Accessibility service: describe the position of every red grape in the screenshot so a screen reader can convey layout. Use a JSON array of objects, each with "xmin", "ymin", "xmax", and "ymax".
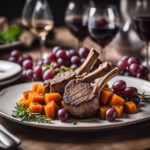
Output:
[
  {"xmin": 21, "ymin": 70, "xmax": 27, "ymax": 80},
  {"xmin": 26, "ymin": 69, "xmax": 33, "ymax": 78},
  {"xmin": 24, "ymin": 55, "xmax": 32, "ymax": 61},
  {"xmin": 119, "ymin": 69, "xmax": 125, "ymax": 75},
  {"xmin": 78, "ymin": 47, "xmax": 89, "ymax": 58},
  {"xmin": 65, "ymin": 59, "xmax": 71, "ymax": 67},
  {"xmin": 123, "ymin": 70, "xmax": 134, "ymax": 77},
  {"xmin": 127, "ymin": 57, "xmax": 140, "ymax": 66},
  {"xmin": 112, "ymin": 80, "xmax": 126, "ymax": 92},
  {"xmin": 121, "ymin": 56, "xmax": 130, "ymax": 61},
  {"xmin": 70, "ymin": 64, "xmax": 78, "ymax": 69},
  {"xmin": 56, "ymin": 50, "xmax": 67, "ymax": 59},
  {"xmin": 42, "ymin": 69, "xmax": 55, "ymax": 80},
  {"xmin": 8, "ymin": 57, "xmax": 17, "ymax": 62},
  {"xmin": 80, "ymin": 58, "xmax": 85, "ymax": 65},
  {"xmin": 37, "ymin": 60, "xmax": 43, "ymax": 66},
  {"xmin": 66, "ymin": 51, "xmax": 70, "ymax": 58},
  {"xmin": 32, "ymin": 74, "xmax": 42, "ymax": 81},
  {"xmin": 17, "ymin": 56, "xmax": 24, "ymax": 66},
  {"xmin": 129, "ymin": 64, "xmax": 140, "ymax": 75},
  {"xmin": 94, "ymin": 59, "xmax": 102, "ymax": 67},
  {"xmin": 106, "ymin": 108, "xmax": 117, "ymax": 122},
  {"xmin": 117, "ymin": 60, "xmax": 128, "ymax": 70},
  {"xmin": 43, "ymin": 59, "xmax": 50, "ymax": 65},
  {"xmin": 52, "ymin": 46, "xmax": 62, "ymax": 54},
  {"xmin": 67, "ymin": 49, "xmax": 78, "ymax": 58},
  {"xmin": 42, "ymin": 66, "xmax": 46, "ymax": 73},
  {"xmin": 110, "ymin": 88, "xmax": 121, "ymax": 96},
  {"xmin": 70, "ymin": 56, "xmax": 80, "ymax": 65},
  {"xmin": 57, "ymin": 109, "xmax": 69, "ymax": 122},
  {"xmin": 10, "ymin": 50, "xmax": 20, "ymax": 59},
  {"xmin": 57, "ymin": 58, "xmax": 65, "ymax": 66},
  {"xmin": 136, "ymin": 73, "xmax": 148, "ymax": 80},
  {"xmin": 139, "ymin": 65, "xmax": 149, "ymax": 75},
  {"xmin": 123, "ymin": 87, "xmax": 138, "ymax": 97},
  {"xmin": 53, "ymin": 62, "xmax": 60, "ymax": 69},
  {"xmin": 47, "ymin": 53, "xmax": 57, "ymax": 62},
  {"xmin": 128, "ymin": 96, "xmax": 140, "ymax": 106},
  {"xmin": 34, "ymin": 66, "xmax": 42, "ymax": 75},
  {"xmin": 22, "ymin": 60, "xmax": 33, "ymax": 70}
]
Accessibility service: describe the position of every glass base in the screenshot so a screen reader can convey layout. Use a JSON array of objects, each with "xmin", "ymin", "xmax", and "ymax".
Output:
[{"xmin": 42, "ymin": 52, "xmax": 48, "ymax": 60}]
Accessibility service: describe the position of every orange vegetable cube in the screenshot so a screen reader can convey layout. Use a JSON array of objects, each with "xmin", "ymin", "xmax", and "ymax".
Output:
[
  {"xmin": 29, "ymin": 102, "xmax": 42, "ymax": 114},
  {"xmin": 45, "ymin": 101, "xmax": 59, "ymax": 119},
  {"xmin": 22, "ymin": 90, "xmax": 34, "ymax": 99},
  {"xmin": 109, "ymin": 94, "xmax": 125, "ymax": 107},
  {"xmin": 28, "ymin": 93, "xmax": 44, "ymax": 104},
  {"xmin": 45, "ymin": 93, "xmax": 63, "ymax": 105},
  {"xmin": 97, "ymin": 105, "xmax": 110, "ymax": 120},
  {"xmin": 18, "ymin": 98, "xmax": 30, "ymax": 107},
  {"xmin": 124, "ymin": 101, "xmax": 137, "ymax": 114},
  {"xmin": 112, "ymin": 105, "xmax": 123, "ymax": 118},
  {"xmin": 42, "ymin": 105, "xmax": 46, "ymax": 115},
  {"xmin": 61, "ymin": 101, "xmax": 65, "ymax": 109},
  {"xmin": 100, "ymin": 88, "xmax": 113, "ymax": 105},
  {"xmin": 36, "ymin": 85, "xmax": 46, "ymax": 94},
  {"xmin": 32, "ymin": 84, "xmax": 40, "ymax": 92}
]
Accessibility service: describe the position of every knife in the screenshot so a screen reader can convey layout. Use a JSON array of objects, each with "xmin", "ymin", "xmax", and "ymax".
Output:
[{"xmin": 0, "ymin": 124, "xmax": 21, "ymax": 148}]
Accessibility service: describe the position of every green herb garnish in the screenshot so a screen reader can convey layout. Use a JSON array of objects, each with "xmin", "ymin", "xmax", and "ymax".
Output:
[
  {"xmin": 0, "ymin": 26, "xmax": 22, "ymax": 45},
  {"xmin": 12, "ymin": 103, "xmax": 51, "ymax": 123},
  {"xmin": 73, "ymin": 121, "xmax": 77, "ymax": 125},
  {"xmin": 138, "ymin": 92, "xmax": 150, "ymax": 99}
]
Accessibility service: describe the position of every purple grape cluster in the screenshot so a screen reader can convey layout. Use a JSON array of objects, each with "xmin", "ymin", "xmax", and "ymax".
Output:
[{"xmin": 117, "ymin": 56, "xmax": 149, "ymax": 80}]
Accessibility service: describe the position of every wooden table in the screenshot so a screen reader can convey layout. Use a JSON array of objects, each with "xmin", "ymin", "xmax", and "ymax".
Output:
[{"xmin": 0, "ymin": 27, "xmax": 150, "ymax": 150}]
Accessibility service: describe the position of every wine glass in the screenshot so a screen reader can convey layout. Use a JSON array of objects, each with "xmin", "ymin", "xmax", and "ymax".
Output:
[
  {"xmin": 64, "ymin": 0, "xmax": 89, "ymax": 50},
  {"xmin": 88, "ymin": 5, "xmax": 120, "ymax": 62},
  {"xmin": 22, "ymin": 0, "xmax": 54, "ymax": 60},
  {"xmin": 133, "ymin": 0, "xmax": 150, "ymax": 68}
]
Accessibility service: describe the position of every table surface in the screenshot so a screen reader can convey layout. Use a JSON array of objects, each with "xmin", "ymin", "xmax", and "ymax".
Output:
[{"xmin": 0, "ymin": 27, "xmax": 150, "ymax": 150}]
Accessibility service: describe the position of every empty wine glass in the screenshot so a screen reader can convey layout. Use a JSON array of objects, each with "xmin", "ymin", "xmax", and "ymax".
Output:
[
  {"xmin": 133, "ymin": 0, "xmax": 150, "ymax": 68},
  {"xmin": 88, "ymin": 5, "xmax": 120, "ymax": 62},
  {"xmin": 64, "ymin": 0, "xmax": 89, "ymax": 50}
]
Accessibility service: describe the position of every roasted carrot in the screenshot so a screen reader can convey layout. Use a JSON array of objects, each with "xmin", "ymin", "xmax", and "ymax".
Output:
[
  {"xmin": 18, "ymin": 98, "xmax": 30, "ymax": 107},
  {"xmin": 124, "ymin": 101, "xmax": 137, "ymax": 114},
  {"xmin": 28, "ymin": 93, "xmax": 44, "ymax": 104},
  {"xmin": 112, "ymin": 105, "xmax": 123, "ymax": 118},
  {"xmin": 29, "ymin": 102, "xmax": 42, "ymax": 114}
]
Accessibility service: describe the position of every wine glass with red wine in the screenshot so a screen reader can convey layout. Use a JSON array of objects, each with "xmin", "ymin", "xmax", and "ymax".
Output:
[
  {"xmin": 88, "ymin": 5, "xmax": 120, "ymax": 62},
  {"xmin": 65, "ymin": 0, "xmax": 89, "ymax": 50},
  {"xmin": 133, "ymin": 0, "xmax": 150, "ymax": 68}
]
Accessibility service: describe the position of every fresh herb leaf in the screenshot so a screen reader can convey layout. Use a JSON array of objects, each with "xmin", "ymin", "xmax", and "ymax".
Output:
[
  {"xmin": 12, "ymin": 103, "xmax": 51, "ymax": 124},
  {"xmin": 73, "ymin": 121, "xmax": 77, "ymax": 125},
  {"xmin": 138, "ymin": 92, "xmax": 150, "ymax": 99}
]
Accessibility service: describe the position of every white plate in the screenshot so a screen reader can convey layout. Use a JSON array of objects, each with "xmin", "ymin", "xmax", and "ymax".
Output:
[
  {"xmin": 0, "ymin": 60, "xmax": 21, "ymax": 81},
  {"xmin": 0, "ymin": 41, "xmax": 22, "ymax": 50},
  {"xmin": 0, "ymin": 73, "xmax": 21, "ymax": 86},
  {"xmin": 0, "ymin": 76, "xmax": 150, "ymax": 131}
]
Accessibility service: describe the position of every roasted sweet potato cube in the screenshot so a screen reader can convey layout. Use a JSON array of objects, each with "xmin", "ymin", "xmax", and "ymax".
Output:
[
  {"xmin": 45, "ymin": 101, "xmax": 59, "ymax": 119},
  {"xmin": 124, "ymin": 101, "xmax": 137, "ymax": 114},
  {"xmin": 61, "ymin": 101, "xmax": 65, "ymax": 109},
  {"xmin": 97, "ymin": 105, "xmax": 110, "ymax": 120},
  {"xmin": 32, "ymin": 84, "xmax": 40, "ymax": 92},
  {"xmin": 36, "ymin": 85, "xmax": 46, "ymax": 94},
  {"xmin": 45, "ymin": 93, "xmax": 63, "ymax": 105},
  {"xmin": 109, "ymin": 94, "xmax": 125, "ymax": 107},
  {"xmin": 112, "ymin": 105, "xmax": 123, "ymax": 118},
  {"xmin": 28, "ymin": 93, "xmax": 44, "ymax": 104},
  {"xmin": 22, "ymin": 90, "xmax": 34, "ymax": 99},
  {"xmin": 100, "ymin": 88, "xmax": 113, "ymax": 105},
  {"xmin": 41, "ymin": 105, "xmax": 46, "ymax": 115},
  {"xmin": 29, "ymin": 102, "xmax": 42, "ymax": 114},
  {"xmin": 104, "ymin": 83, "xmax": 109, "ymax": 88},
  {"xmin": 18, "ymin": 98, "xmax": 30, "ymax": 107}
]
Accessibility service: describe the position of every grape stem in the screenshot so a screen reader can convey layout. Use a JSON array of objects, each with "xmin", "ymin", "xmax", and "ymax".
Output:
[{"xmin": 138, "ymin": 92, "xmax": 150, "ymax": 99}]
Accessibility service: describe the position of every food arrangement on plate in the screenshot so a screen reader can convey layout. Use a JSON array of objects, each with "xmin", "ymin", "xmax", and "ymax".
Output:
[{"xmin": 11, "ymin": 48, "xmax": 150, "ymax": 125}]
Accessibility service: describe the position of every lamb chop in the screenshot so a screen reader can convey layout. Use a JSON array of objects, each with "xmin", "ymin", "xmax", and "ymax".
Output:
[
  {"xmin": 63, "ymin": 67, "xmax": 120, "ymax": 119},
  {"xmin": 43, "ymin": 48, "xmax": 99, "ymax": 95}
]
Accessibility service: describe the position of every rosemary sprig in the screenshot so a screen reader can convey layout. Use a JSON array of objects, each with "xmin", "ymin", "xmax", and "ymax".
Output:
[
  {"xmin": 73, "ymin": 121, "xmax": 77, "ymax": 125},
  {"xmin": 12, "ymin": 103, "xmax": 51, "ymax": 123},
  {"xmin": 138, "ymin": 92, "xmax": 150, "ymax": 99}
]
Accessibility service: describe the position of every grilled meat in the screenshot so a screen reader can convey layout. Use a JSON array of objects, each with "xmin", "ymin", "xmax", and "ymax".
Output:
[{"xmin": 63, "ymin": 67, "xmax": 120, "ymax": 118}]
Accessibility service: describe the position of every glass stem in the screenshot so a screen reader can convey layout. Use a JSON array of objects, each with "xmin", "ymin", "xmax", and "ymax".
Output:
[
  {"xmin": 101, "ymin": 47, "xmax": 106, "ymax": 62},
  {"xmin": 146, "ymin": 42, "xmax": 150, "ymax": 69},
  {"xmin": 39, "ymin": 35, "xmax": 46, "ymax": 59},
  {"xmin": 78, "ymin": 40, "xmax": 82, "ymax": 50}
]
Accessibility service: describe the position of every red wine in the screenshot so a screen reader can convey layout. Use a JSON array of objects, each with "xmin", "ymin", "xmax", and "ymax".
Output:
[
  {"xmin": 88, "ymin": 23, "xmax": 119, "ymax": 47},
  {"xmin": 133, "ymin": 16, "xmax": 150, "ymax": 42},
  {"xmin": 65, "ymin": 16, "xmax": 88, "ymax": 41}
]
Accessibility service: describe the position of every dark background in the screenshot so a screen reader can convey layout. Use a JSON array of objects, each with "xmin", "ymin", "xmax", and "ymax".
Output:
[{"xmin": 0, "ymin": 0, "xmax": 120, "ymax": 26}]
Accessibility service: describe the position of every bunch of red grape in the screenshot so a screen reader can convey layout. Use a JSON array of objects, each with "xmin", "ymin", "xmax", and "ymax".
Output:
[
  {"xmin": 117, "ymin": 56, "xmax": 149, "ymax": 80},
  {"xmin": 110, "ymin": 80, "xmax": 140, "ymax": 106}
]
